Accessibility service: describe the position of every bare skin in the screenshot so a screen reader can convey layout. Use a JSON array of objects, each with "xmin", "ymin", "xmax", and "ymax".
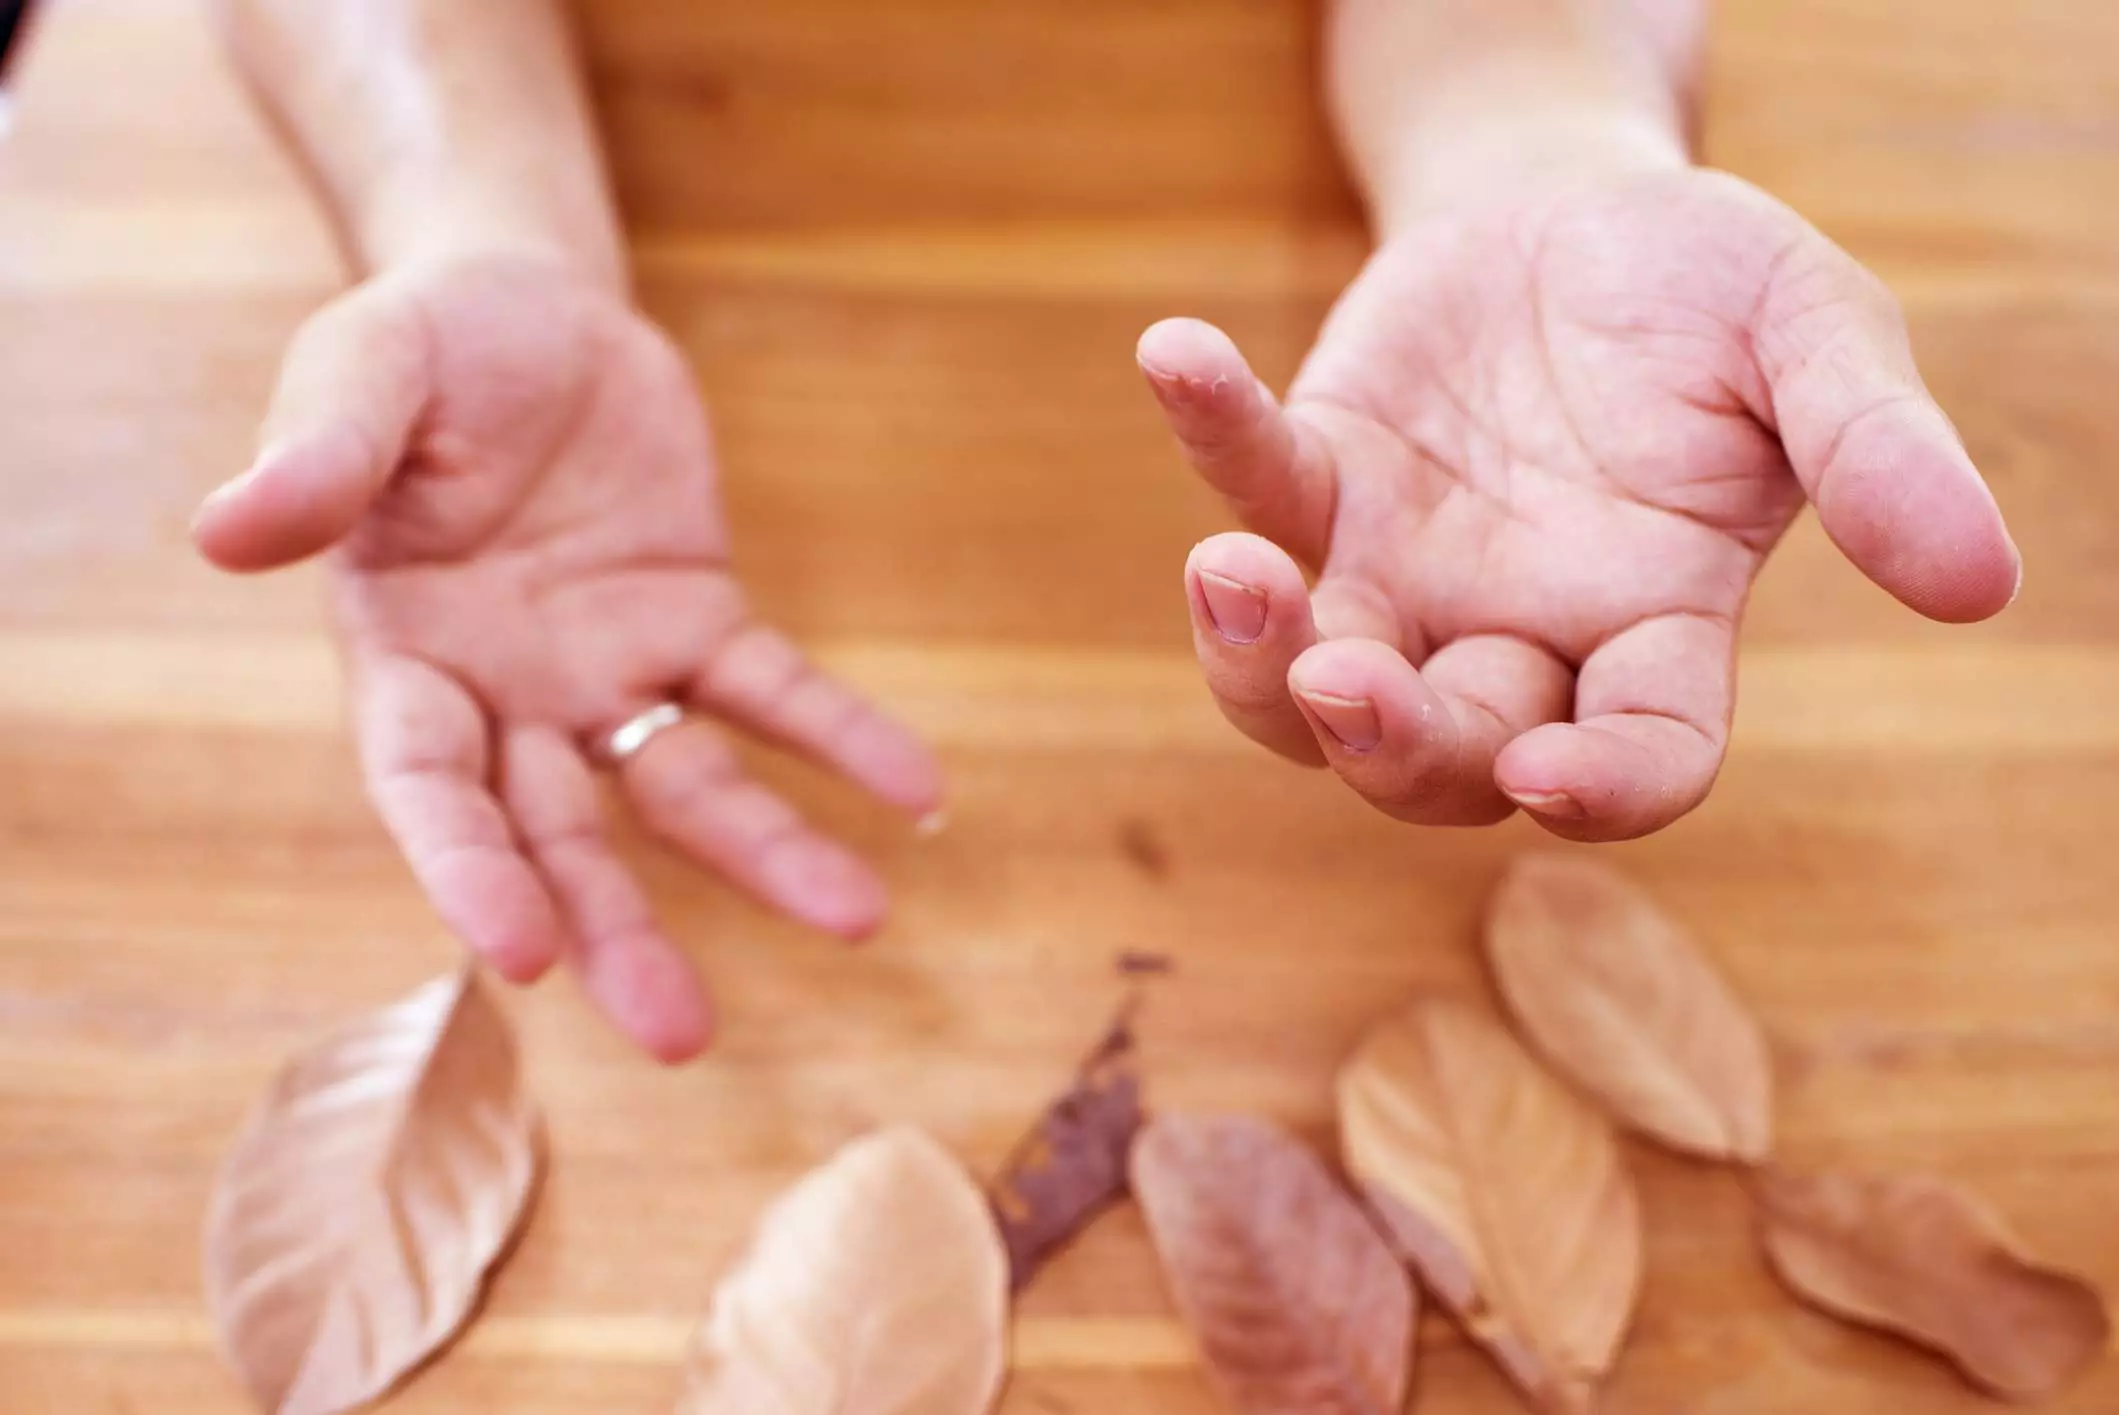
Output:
[
  {"xmin": 1141, "ymin": 170, "xmax": 2016, "ymax": 840},
  {"xmin": 196, "ymin": 0, "xmax": 2017, "ymax": 1060},
  {"xmin": 195, "ymin": 258, "xmax": 940, "ymax": 1061},
  {"xmin": 198, "ymin": 0, "xmax": 941, "ymax": 1061},
  {"xmin": 1139, "ymin": 0, "xmax": 2015, "ymax": 843}
]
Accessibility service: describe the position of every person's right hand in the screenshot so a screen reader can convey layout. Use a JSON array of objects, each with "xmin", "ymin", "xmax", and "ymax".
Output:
[{"xmin": 191, "ymin": 255, "xmax": 942, "ymax": 1061}]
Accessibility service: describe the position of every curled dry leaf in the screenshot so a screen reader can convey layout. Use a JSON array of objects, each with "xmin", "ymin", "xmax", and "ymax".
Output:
[
  {"xmin": 680, "ymin": 1126, "xmax": 1008, "ymax": 1415},
  {"xmin": 1486, "ymin": 854, "xmax": 1774, "ymax": 1163},
  {"xmin": 1755, "ymin": 1167, "xmax": 2110, "ymax": 1401},
  {"xmin": 1339, "ymin": 996, "xmax": 1641, "ymax": 1415},
  {"xmin": 203, "ymin": 968, "xmax": 541, "ymax": 1415},
  {"xmin": 1131, "ymin": 1114, "xmax": 1416, "ymax": 1415},
  {"xmin": 989, "ymin": 1008, "xmax": 1145, "ymax": 1289}
]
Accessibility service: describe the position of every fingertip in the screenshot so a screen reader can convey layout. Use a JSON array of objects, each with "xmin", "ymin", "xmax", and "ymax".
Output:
[
  {"xmin": 1186, "ymin": 532, "xmax": 1311, "ymax": 646},
  {"xmin": 1137, "ymin": 316, "xmax": 1249, "ymax": 396},
  {"xmin": 762, "ymin": 837, "xmax": 889, "ymax": 940},
  {"xmin": 469, "ymin": 929, "xmax": 564, "ymax": 987},
  {"xmin": 844, "ymin": 714, "xmax": 949, "ymax": 818},
  {"xmin": 1914, "ymin": 537, "xmax": 2021, "ymax": 624},
  {"xmin": 638, "ymin": 993, "xmax": 715, "ymax": 1065},
  {"xmin": 457, "ymin": 906, "xmax": 563, "ymax": 982},
  {"xmin": 188, "ymin": 430, "xmax": 379, "ymax": 573},
  {"xmin": 1285, "ymin": 635, "xmax": 1418, "ymax": 703},
  {"xmin": 1143, "ymin": 323, "xmax": 1335, "ymax": 563},
  {"xmin": 1815, "ymin": 413, "xmax": 2021, "ymax": 624},
  {"xmin": 1287, "ymin": 639, "xmax": 1528, "ymax": 825},
  {"xmin": 1493, "ymin": 764, "xmax": 1602, "ymax": 841},
  {"xmin": 1182, "ymin": 535, "xmax": 1324, "ymax": 763},
  {"xmin": 1287, "ymin": 638, "xmax": 1432, "ymax": 759},
  {"xmin": 1494, "ymin": 719, "xmax": 1713, "ymax": 842},
  {"xmin": 1500, "ymin": 787, "xmax": 1590, "ymax": 827},
  {"xmin": 435, "ymin": 862, "xmax": 568, "ymax": 986},
  {"xmin": 189, "ymin": 452, "xmax": 278, "ymax": 573},
  {"xmin": 482, "ymin": 938, "xmax": 561, "ymax": 987},
  {"xmin": 1496, "ymin": 724, "xmax": 1610, "ymax": 812},
  {"xmin": 580, "ymin": 930, "xmax": 715, "ymax": 1064},
  {"xmin": 1137, "ymin": 318, "xmax": 1271, "ymax": 448},
  {"xmin": 644, "ymin": 1029, "xmax": 710, "ymax": 1066},
  {"xmin": 1188, "ymin": 531, "xmax": 1307, "ymax": 587}
]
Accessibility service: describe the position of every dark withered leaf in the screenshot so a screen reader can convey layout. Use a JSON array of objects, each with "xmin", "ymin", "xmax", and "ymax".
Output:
[{"xmin": 990, "ymin": 1010, "xmax": 1144, "ymax": 1289}]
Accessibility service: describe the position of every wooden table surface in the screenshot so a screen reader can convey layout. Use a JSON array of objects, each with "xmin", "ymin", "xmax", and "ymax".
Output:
[{"xmin": 3, "ymin": 1, "xmax": 2117, "ymax": 1412}]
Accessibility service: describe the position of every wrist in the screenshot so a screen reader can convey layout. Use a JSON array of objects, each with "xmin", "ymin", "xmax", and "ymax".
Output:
[
  {"xmin": 1324, "ymin": 0, "xmax": 1701, "ymax": 233},
  {"xmin": 1363, "ymin": 101, "xmax": 1690, "ymax": 234},
  {"xmin": 359, "ymin": 181, "xmax": 630, "ymax": 297}
]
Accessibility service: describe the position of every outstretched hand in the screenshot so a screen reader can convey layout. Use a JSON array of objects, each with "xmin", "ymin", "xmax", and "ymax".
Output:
[
  {"xmin": 1141, "ymin": 170, "xmax": 2017, "ymax": 839},
  {"xmin": 193, "ymin": 256, "xmax": 942, "ymax": 1060}
]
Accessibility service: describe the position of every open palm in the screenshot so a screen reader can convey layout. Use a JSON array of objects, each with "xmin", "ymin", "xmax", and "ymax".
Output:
[
  {"xmin": 1140, "ymin": 169, "xmax": 2017, "ymax": 838},
  {"xmin": 194, "ymin": 257, "xmax": 940, "ymax": 1060}
]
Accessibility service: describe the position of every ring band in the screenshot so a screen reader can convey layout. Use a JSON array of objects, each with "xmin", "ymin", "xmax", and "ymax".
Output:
[{"xmin": 604, "ymin": 702, "xmax": 686, "ymax": 765}]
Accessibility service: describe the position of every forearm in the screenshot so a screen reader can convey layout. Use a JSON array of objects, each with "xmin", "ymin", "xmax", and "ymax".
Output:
[
  {"xmin": 1325, "ymin": 0, "xmax": 1707, "ymax": 230},
  {"xmin": 217, "ymin": 0, "xmax": 625, "ymax": 288}
]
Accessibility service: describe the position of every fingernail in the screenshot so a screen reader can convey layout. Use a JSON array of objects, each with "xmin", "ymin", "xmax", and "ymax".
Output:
[
  {"xmin": 1197, "ymin": 571, "xmax": 1268, "ymax": 644},
  {"xmin": 1505, "ymin": 788, "xmax": 1587, "ymax": 821},
  {"xmin": 2008, "ymin": 558, "xmax": 2025, "ymax": 606},
  {"xmin": 1139, "ymin": 362, "xmax": 1200, "ymax": 406},
  {"xmin": 1299, "ymin": 690, "xmax": 1381, "ymax": 752}
]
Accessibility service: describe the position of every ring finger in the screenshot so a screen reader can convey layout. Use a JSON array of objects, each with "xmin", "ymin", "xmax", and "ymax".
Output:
[
  {"xmin": 1287, "ymin": 634, "xmax": 1576, "ymax": 825},
  {"xmin": 501, "ymin": 726, "xmax": 710, "ymax": 1062}
]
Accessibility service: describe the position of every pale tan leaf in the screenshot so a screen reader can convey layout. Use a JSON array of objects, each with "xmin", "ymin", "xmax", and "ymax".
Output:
[
  {"xmin": 203, "ymin": 968, "xmax": 541, "ymax": 1415},
  {"xmin": 1130, "ymin": 1114, "xmax": 1415, "ymax": 1415},
  {"xmin": 680, "ymin": 1126, "xmax": 1008, "ymax": 1415},
  {"xmin": 1756, "ymin": 1167, "xmax": 2110, "ymax": 1401},
  {"xmin": 1486, "ymin": 854, "xmax": 1774, "ymax": 1162},
  {"xmin": 1338, "ymin": 996, "xmax": 1641, "ymax": 1414}
]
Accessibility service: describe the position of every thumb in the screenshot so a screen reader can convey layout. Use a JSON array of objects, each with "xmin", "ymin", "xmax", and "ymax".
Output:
[
  {"xmin": 1752, "ymin": 240, "xmax": 2020, "ymax": 622},
  {"xmin": 192, "ymin": 281, "xmax": 429, "ymax": 573},
  {"xmin": 1136, "ymin": 317, "xmax": 1338, "ymax": 566}
]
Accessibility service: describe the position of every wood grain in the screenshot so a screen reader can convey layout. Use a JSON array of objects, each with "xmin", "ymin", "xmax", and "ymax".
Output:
[{"xmin": 2, "ymin": 1, "xmax": 2116, "ymax": 1412}]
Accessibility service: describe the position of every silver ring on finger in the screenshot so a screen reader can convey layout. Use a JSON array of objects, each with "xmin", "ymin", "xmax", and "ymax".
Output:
[{"xmin": 603, "ymin": 702, "xmax": 687, "ymax": 767}]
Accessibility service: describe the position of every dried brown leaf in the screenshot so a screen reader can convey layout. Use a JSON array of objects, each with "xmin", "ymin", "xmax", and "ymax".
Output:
[
  {"xmin": 990, "ymin": 1011, "xmax": 1144, "ymax": 1289},
  {"xmin": 1485, "ymin": 854, "xmax": 1774, "ymax": 1162},
  {"xmin": 1338, "ymin": 996, "xmax": 1641, "ymax": 1414},
  {"xmin": 680, "ymin": 1126, "xmax": 1008, "ymax": 1415},
  {"xmin": 203, "ymin": 969, "xmax": 541, "ymax": 1415},
  {"xmin": 1130, "ymin": 1113, "xmax": 1415, "ymax": 1415},
  {"xmin": 1755, "ymin": 1167, "xmax": 2110, "ymax": 1401}
]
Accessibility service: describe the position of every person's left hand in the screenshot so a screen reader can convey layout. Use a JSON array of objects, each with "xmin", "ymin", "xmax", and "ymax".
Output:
[{"xmin": 1139, "ymin": 169, "xmax": 2018, "ymax": 839}]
